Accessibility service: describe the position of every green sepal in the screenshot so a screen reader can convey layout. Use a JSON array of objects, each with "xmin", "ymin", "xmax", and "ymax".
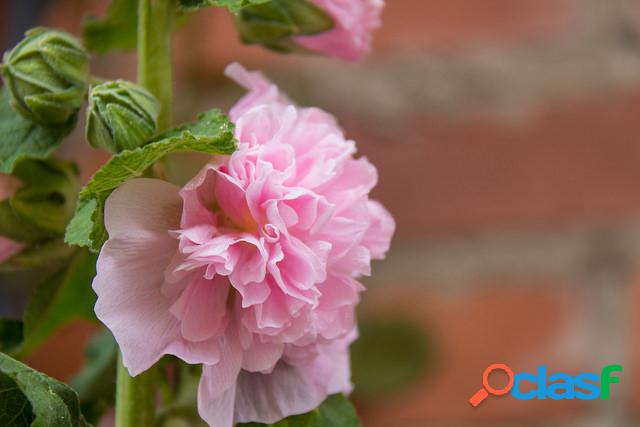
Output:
[
  {"xmin": 235, "ymin": 0, "xmax": 333, "ymax": 49},
  {"xmin": 86, "ymin": 80, "xmax": 160, "ymax": 153}
]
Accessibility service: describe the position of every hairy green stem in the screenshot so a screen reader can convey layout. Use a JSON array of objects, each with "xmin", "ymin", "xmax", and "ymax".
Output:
[
  {"xmin": 115, "ymin": 1, "xmax": 176, "ymax": 426},
  {"xmin": 116, "ymin": 353, "xmax": 157, "ymax": 427},
  {"xmin": 138, "ymin": 0, "xmax": 176, "ymax": 131}
]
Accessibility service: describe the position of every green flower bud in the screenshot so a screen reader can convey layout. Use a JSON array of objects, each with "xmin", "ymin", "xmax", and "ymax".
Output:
[
  {"xmin": 235, "ymin": 0, "xmax": 334, "ymax": 52},
  {"xmin": 1, "ymin": 27, "xmax": 89, "ymax": 126},
  {"xmin": 86, "ymin": 80, "xmax": 160, "ymax": 152}
]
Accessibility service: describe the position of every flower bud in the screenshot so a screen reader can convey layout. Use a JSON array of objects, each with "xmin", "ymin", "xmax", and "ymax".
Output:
[
  {"xmin": 235, "ymin": 0, "xmax": 334, "ymax": 52},
  {"xmin": 1, "ymin": 27, "xmax": 89, "ymax": 126},
  {"xmin": 86, "ymin": 80, "xmax": 160, "ymax": 152}
]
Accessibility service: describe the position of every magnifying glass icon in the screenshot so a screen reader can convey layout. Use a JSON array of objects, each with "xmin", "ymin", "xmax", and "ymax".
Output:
[{"xmin": 469, "ymin": 363, "xmax": 515, "ymax": 407}]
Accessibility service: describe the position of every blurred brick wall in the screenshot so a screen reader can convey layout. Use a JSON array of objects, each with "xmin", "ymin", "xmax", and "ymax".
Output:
[{"xmin": 22, "ymin": 0, "xmax": 640, "ymax": 426}]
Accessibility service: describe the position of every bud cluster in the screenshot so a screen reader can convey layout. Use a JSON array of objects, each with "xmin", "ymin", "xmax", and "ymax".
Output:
[{"xmin": 1, "ymin": 27, "xmax": 89, "ymax": 126}]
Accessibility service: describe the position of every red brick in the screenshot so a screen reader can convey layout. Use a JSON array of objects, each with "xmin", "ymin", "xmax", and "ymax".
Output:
[
  {"xmin": 627, "ymin": 274, "xmax": 640, "ymax": 414},
  {"xmin": 356, "ymin": 281, "xmax": 585, "ymax": 426},
  {"xmin": 349, "ymin": 91, "xmax": 640, "ymax": 238},
  {"xmin": 26, "ymin": 319, "xmax": 99, "ymax": 382},
  {"xmin": 376, "ymin": 0, "xmax": 576, "ymax": 52}
]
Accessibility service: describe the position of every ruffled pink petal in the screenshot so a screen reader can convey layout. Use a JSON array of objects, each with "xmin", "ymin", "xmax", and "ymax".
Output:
[
  {"xmin": 362, "ymin": 199, "xmax": 395, "ymax": 259},
  {"xmin": 224, "ymin": 63, "xmax": 291, "ymax": 121},
  {"xmin": 179, "ymin": 165, "xmax": 219, "ymax": 229},
  {"xmin": 170, "ymin": 275, "xmax": 230, "ymax": 342},
  {"xmin": 241, "ymin": 338, "xmax": 284, "ymax": 373}
]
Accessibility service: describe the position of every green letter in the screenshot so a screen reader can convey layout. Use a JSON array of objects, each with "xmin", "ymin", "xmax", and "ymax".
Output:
[{"xmin": 600, "ymin": 365, "xmax": 622, "ymax": 399}]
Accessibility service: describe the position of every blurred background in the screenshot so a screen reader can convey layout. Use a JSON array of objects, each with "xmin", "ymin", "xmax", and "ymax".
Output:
[{"xmin": 4, "ymin": 0, "xmax": 640, "ymax": 426}]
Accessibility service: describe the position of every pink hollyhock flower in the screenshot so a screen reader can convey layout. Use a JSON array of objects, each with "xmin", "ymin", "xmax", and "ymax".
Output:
[
  {"xmin": 0, "ymin": 174, "xmax": 24, "ymax": 263},
  {"xmin": 93, "ymin": 63, "xmax": 394, "ymax": 426},
  {"xmin": 295, "ymin": 0, "xmax": 385, "ymax": 62}
]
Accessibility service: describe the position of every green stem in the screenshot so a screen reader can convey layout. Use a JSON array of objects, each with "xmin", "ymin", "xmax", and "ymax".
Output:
[
  {"xmin": 138, "ymin": 0, "xmax": 176, "ymax": 131},
  {"xmin": 115, "ymin": 1, "xmax": 176, "ymax": 426},
  {"xmin": 116, "ymin": 353, "xmax": 157, "ymax": 427}
]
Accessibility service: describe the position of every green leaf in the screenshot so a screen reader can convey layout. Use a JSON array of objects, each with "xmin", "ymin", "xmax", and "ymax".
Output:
[
  {"xmin": 0, "ymin": 352, "xmax": 90, "ymax": 427},
  {"xmin": 179, "ymin": 0, "xmax": 270, "ymax": 13},
  {"xmin": 71, "ymin": 330, "xmax": 117, "ymax": 424},
  {"xmin": 65, "ymin": 109, "xmax": 236, "ymax": 252},
  {"xmin": 20, "ymin": 249, "xmax": 98, "ymax": 357},
  {"xmin": 351, "ymin": 318, "xmax": 431, "ymax": 400},
  {"xmin": 237, "ymin": 395, "xmax": 360, "ymax": 427},
  {"xmin": 83, "ymin": 0, "xmax": 138, "ymax": 53},
  {"xmin": 0, "ymin": 88, "xmax": 76, "ymax": 174}
]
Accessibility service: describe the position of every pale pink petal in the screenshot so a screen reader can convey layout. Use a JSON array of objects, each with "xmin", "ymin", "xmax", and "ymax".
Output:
[
  {"xmin": 198, "ymin": 328, "xmax": 243, "ymax": 426},
  {"xmin": 233, "ymin": 362, "xmax": 327, "ymax": 425},
  {"xmin": 95, "ymin": 179, "xmax": 220, "ymax": 372},
  {"xmin": 295, "ymin": 0, "xmax": 385, "ymax": 62},
  {"xmin": 198, "ymin": 381, "xmax": 236, "ymax": 427},
  {"xmin": 0, "ymin": 174, "xmax": 22, "ymax": 200},
  {"xmin": 0, "ymin": 236, "xmax": 24, "ymax": 263},
  {"xmin": 104, "ymin": 178, "xmax": 182, "ymax": 238}
]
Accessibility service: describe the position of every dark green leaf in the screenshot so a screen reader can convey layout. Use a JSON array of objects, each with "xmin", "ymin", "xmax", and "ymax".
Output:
[
  {"xmin": 65, "ymin": 109, "xmax": 236, "ymax": 252},
  {"xmin": 20, "ymin": 249, "xmax": 98, "ymax": 356},
  {"xmin": 71, "ymin": 330, "xmax": 117, "ymax": 424},
  {"xmin": 0, "ymin": 88, "xmax": 76, "ymax": 174},
  {"xmin": 0, "ymin": 352, "xmax": 90, "ymax": 427},
  {"xmin": 179, "ymin": 0, "xmax": 270, "ymax": 13},
  {"xmin": 237, "ymin": 394, "xmax": 360, "ymax": 427},
  {"xmin": 83, "ymin": 0, "xmax": 138, "ymax": 53},
  {"xmin": 351, "ymin": 318, "xmax": 431, "ymax": 400},
  {"xmin": 0, "ymin": 372, "xmax": 34, "ymax": 426}
]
